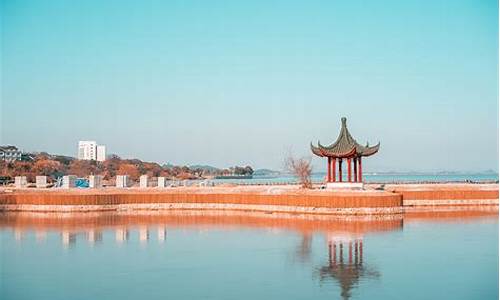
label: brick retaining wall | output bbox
[394,189,498,201]
[0,192,402,209]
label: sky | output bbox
[1,0,498,172]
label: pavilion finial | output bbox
[341,117,347,125]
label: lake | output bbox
[209,173,499,185]
[1,209,498,300]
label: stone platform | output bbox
[326,182,364,190]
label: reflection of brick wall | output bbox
[0,211,404,234]
[0,192,402,208]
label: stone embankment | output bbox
[0,183,497,215]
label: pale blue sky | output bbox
[1,0,498,171]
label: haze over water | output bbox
[1,211,497,300]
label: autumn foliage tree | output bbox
[68,160,98,177]
[32,159,64,180]
[116,163,140,181]
[141,162,163,177]
[102,155,121,179]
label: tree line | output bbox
[0,152,253,182]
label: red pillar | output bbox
[347,158,352,182]
[327,157,331,182]
[338,159,343,182]
[353,157,358,182]
[332,158,336,182]
[358,157,363,182]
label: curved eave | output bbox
[359,142,380,157]
[310,143,325,157]
[312,142,380,158]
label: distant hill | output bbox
[188,165,221,172]
[253,169,281,176]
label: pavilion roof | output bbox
[310,117,380,158]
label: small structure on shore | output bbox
[35,176,48,188]
[15,176,27,188]
[89,175,103,188]
[311,117,379,187]
[62,175,77,188]
[116,175,130,188]
[157,177,166,188]
[140,175,148,188]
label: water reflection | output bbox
[14,228,24,242]
[158,226,167,243]
[317,237,380,300]
[86,229,103,245]
[9,226,168,247]
[139,226,149,244]
[61,230,76,248]
[116,228,129,243]
[1,208,497,299]
[35,230,47,243]
[294,233,312,263]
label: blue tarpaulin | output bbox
[75,178,89,188]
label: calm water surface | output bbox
[209,173,499,185]
[1,210,498,300]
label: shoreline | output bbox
[0,183,497,215]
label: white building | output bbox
[78,141,106,162]
[78,141,97,160]
[0,146,22,161]
[96,145,106,162]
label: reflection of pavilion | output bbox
[318,235,380,300]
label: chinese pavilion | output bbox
[310,117,380,183]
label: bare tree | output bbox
[285,154,313,189]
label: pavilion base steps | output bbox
[326,182,364,190]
